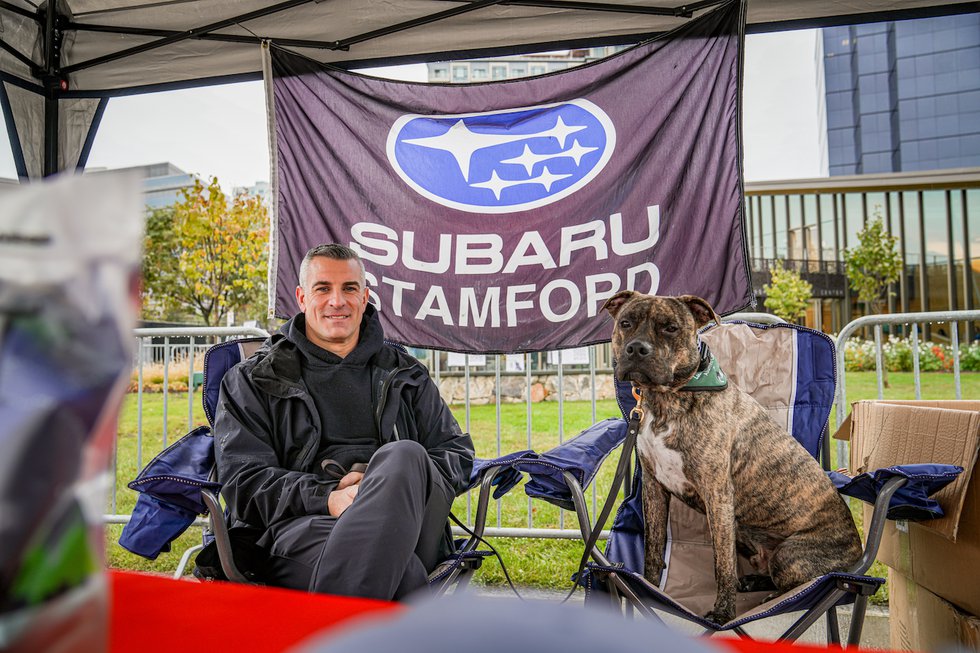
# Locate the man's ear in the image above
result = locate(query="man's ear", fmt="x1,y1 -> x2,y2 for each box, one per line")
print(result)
603,291 -> 636,318
295,285 -> 306,311
678,295 -> 721,328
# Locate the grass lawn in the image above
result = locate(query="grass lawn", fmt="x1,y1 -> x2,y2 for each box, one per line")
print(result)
107,370 -> 979,603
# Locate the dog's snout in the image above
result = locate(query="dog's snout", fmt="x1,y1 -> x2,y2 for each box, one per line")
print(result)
624,339 -> 652,358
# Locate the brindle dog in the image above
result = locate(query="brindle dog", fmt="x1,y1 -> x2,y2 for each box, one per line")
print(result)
603,291 -> 862,625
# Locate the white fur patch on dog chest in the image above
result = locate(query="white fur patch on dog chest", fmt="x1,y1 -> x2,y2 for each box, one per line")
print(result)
637,421 -> 692,496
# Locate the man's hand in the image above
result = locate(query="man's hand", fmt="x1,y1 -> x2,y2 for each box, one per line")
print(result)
328,484 -> 359,517
337,471 -> 364,490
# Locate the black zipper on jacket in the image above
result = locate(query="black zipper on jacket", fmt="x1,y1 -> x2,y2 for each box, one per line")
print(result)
375,363 -> 415,442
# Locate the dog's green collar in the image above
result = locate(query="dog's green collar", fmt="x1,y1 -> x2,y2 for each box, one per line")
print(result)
682,347 -> 728,392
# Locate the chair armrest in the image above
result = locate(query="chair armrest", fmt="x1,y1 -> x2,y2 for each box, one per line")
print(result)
200,489 -> 249,584
834,463 -> 964,576
522,418 -> 627,510
468,451 -> 534,498
830,464 -> 963,521
847,475 -> 908,576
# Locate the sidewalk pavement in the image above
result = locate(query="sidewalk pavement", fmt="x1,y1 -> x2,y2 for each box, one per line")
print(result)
474,585 -> 890,648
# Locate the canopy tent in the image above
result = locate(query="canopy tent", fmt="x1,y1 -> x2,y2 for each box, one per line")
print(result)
0,0 -> 977,178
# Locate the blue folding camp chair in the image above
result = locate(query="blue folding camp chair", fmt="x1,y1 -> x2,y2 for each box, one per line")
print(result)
517,321 -> 962,645
120,336 -> 523,594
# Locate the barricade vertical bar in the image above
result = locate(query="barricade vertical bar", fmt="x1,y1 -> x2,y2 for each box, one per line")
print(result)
111,412 -> 119,513
590,345 -> 598,515
912,323 -> 922,399
465,356 -> 472,524
561,357 -> 573,529
952,322 -> 962,400
526,352 -> 532,529
874,325 -> 884,399
187,339 -> 195,429
162,336 -> 171,448
136,337 -> 144,470
495,353 -> 502,527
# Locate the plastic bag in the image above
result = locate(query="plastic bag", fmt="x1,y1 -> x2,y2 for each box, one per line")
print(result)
0,173 -> 142,652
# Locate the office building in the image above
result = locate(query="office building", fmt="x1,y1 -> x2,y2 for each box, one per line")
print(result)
823,14 -> 980,176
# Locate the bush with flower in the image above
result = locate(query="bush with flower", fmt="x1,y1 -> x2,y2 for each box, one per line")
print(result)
842,335 -> 980,372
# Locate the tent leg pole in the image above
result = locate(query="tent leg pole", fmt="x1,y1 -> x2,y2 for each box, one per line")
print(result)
44,94 -> 58,176
42,0 -> 62,176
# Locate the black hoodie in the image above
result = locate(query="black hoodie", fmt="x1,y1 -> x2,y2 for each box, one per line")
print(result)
286,312 -> 381,473
214,304 -> 474,531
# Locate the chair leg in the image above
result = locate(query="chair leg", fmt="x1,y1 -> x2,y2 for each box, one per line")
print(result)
826,606 -> 841,645
200,489 -> 250,583
779,589 -> 845,641
454,567 -> 475,593
732,626 -> 753,639
846,594 -> 869,647
174,542 -> 205,579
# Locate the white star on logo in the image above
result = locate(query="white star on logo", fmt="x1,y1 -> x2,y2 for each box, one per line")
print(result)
548,117 -> 587,148
563,139 -> 599,165
534,166 -> 572,192
469,170 -> 515,200
402,120 -> 530,181
500,138 -> 599,175
470,166 -> 572,200
401,116 -> 589,182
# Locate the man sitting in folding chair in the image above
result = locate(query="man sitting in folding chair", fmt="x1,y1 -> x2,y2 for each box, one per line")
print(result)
213,243 -> 474,601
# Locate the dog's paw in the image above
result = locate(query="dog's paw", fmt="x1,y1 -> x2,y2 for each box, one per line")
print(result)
704,606 -> 735,625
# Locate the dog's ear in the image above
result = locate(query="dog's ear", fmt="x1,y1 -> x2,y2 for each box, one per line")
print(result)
603,291 -> 635,318
679,295 -> 721,328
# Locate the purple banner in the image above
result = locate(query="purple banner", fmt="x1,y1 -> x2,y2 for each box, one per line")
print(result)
269,0 -> 751,353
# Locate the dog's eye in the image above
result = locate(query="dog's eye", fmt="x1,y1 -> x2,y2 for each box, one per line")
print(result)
619,319 -> 632,329
663,324 -> 679,334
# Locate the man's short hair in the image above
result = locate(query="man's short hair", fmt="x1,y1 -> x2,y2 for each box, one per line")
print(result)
299,243 -> 366,289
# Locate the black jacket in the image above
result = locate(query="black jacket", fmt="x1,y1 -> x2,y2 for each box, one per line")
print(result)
214,314 -> 474,531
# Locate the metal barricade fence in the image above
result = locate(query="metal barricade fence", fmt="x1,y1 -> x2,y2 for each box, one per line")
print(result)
104,327 -> 269,526
834,310 -> 980,470
107,314 -> 787,541
104,313 -> 796,539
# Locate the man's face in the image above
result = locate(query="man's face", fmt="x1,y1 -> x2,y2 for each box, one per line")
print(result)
295,257 -> 369,357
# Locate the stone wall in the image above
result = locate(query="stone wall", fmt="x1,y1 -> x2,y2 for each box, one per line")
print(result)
436,372 -> 617,405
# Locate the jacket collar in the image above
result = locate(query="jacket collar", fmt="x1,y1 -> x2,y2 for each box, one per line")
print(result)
249,307 -> 419,397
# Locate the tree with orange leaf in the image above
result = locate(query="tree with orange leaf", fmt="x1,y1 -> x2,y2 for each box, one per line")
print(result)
142,177 -> 269,326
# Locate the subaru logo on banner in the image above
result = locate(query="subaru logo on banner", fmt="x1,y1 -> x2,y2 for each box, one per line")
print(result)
386,100 -> 616,214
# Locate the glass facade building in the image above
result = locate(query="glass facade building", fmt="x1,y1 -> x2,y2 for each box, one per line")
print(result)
426,46 -> 629,83
823,14 -> 980,175
745,169 -> 980,339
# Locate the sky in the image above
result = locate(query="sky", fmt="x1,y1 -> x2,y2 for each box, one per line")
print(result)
0,30 -> 824,189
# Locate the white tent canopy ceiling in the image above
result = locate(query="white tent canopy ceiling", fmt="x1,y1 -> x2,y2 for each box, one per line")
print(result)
0,0 -> 977,178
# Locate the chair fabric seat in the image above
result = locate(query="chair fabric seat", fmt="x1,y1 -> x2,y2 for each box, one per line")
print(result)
581,564 -> 884,630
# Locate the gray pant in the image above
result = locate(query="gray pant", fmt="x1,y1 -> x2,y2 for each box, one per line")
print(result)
259,440 -> 454,601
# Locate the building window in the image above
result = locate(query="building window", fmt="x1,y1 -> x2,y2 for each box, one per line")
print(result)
452,65 -> 468,81
431,66 -> 448,80
492,65 -> 507,80
530,65 -> 546,76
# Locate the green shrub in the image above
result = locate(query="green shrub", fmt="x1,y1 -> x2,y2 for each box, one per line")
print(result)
884,337 -> 912,372
960,343 -> 980,371
843,339 -> 877,372
843,336 -> 978,373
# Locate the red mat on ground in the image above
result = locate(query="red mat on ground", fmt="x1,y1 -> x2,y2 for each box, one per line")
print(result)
108,571 -> 878,653
109,570 -> 402,652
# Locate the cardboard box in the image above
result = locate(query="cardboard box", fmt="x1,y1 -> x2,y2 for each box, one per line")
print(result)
835,400 -> 980,616
889,569 -> 980,651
